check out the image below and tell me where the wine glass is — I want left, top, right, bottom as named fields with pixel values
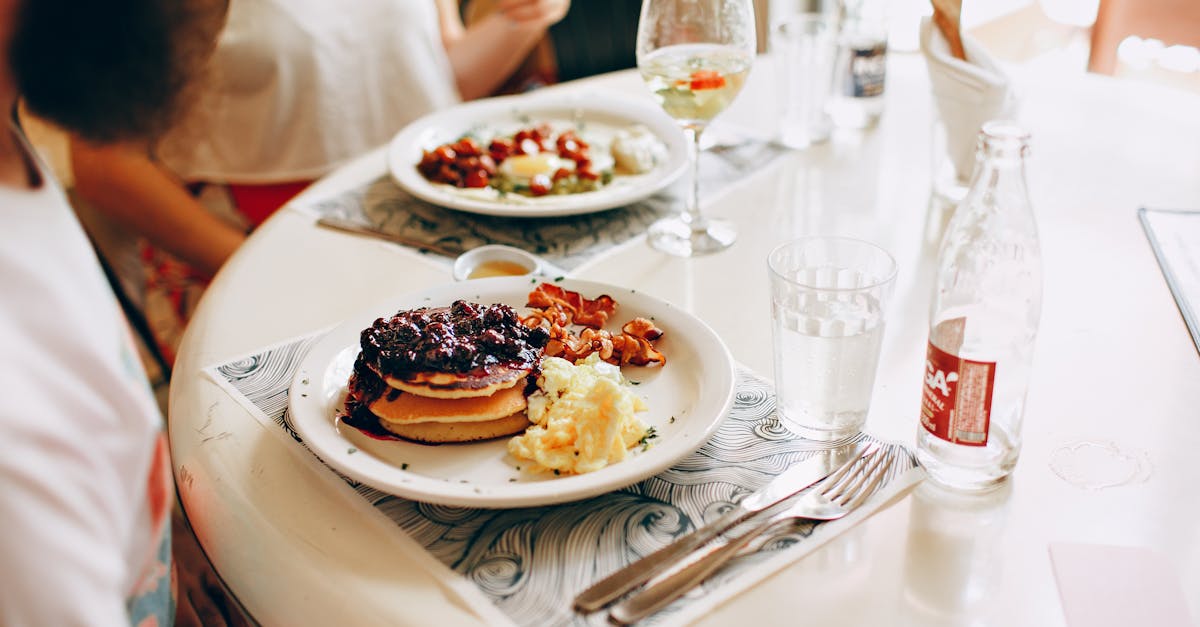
left=636, top=0, right=756, bottom=256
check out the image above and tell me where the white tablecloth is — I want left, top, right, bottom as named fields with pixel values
left=169, top=52, right=1200, bottom=626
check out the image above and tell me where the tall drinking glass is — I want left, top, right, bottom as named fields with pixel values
left=768, top=237, right=897, bottom=440
left=636, top=0, right=756, bottom=256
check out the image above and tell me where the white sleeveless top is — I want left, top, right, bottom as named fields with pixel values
left=156, top=0, right=460, bottom=183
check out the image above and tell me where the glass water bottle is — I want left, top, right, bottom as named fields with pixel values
left=917, top=120, right=1043, bottom=491
left=826, top=0, right=888, bottom=129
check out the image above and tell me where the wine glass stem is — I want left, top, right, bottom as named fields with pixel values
left=685, top=126, right=704, bottom=228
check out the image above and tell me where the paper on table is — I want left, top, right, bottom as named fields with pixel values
left=919, top=17, right=1019, bottom=182
left=1139, top=208, right=1200, bottom=357
left=1049, top=543, right=1195, bottom=627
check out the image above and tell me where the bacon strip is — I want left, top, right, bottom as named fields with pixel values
left=526, top=283, right=617, bottom=329
left=522, top=283, right=665, bottom=367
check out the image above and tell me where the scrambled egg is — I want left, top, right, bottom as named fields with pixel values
left=508, top=355, right=650, bottom=475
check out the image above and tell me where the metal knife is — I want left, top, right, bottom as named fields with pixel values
left=572, top=437, right=873, bottom=613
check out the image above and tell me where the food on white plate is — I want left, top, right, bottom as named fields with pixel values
left=343, top=300, right=550, bottom=443
left=508, top=354, right=653, bottom=475
left=611, top=125, right=664, bottom=174
left=340, top=283, right=667, bottom=476
left=521, top=282, right=665, bottom=366
left=415, top=122, right=659, bottom=199
left=498, top=152, right=577, bottom=185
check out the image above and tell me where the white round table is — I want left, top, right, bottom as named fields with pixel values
left=169, top=52, right=1200, bottom=626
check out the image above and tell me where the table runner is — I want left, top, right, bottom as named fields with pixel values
left=292, top=137, right=788, bottom=271
left=204, top=334, right=923, bottom=626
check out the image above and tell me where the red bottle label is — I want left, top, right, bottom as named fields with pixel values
left=921, top=340, right=996, bottom=446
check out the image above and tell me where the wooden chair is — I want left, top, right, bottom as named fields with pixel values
left=1089, top=0, right=1200, bottom=74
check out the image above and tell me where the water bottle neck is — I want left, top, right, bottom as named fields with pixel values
left=973, top=156, right=1029, bottom=193
left=970, top=120, right=1032, bottom=198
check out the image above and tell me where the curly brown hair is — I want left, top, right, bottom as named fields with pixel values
left=10, top=0, right=227, bottom=144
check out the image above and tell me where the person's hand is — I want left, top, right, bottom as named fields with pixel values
left=496, top=0, right=570, bottom=30
left=172, top=508, right=252, bottom=627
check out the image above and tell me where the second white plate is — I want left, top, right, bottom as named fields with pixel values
left=387, top=92, right=688, bottom=217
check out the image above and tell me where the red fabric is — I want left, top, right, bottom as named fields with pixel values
left=145, top=435, right=171, bottom=537
left=226, top=180, right=312, bottom=228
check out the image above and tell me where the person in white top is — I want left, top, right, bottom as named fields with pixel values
left=69, top=0, right=569, bottom=364
left=1, top=126, right=177, bottom=626
left=0, top=0, right=235, bottom=625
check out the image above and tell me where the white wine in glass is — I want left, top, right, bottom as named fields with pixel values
left=637, top=0, right=756, bottom=256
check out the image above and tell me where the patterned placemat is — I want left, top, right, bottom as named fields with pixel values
left=294, top=138, right=787, bottom=271
left=204, top=333, right=922, bottom=626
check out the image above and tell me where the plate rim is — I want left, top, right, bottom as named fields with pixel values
left=386, top=91, right=688, bottom=218
left=287, top=277, right=736, bottom=508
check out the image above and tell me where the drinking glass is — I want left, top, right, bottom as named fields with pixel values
left=770, top=12, right=836, bottom=149
left=768, top=237, right=897, bottom=440
left=636, top=0, right=756, bottom=256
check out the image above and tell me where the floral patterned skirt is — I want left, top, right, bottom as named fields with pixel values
left=139, top=181, right=311, bottom=365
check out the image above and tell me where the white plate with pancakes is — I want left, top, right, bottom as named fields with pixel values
left=387, top=91, right=689, bottom=217
left=288, top=277, right=735, bottom=508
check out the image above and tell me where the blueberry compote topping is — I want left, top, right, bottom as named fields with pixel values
left=342, top=301, right=549, bottom=442
left=361, top=300, right=549, bottom=380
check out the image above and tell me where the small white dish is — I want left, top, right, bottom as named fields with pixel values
left=452, top=245, right=565, bottom=282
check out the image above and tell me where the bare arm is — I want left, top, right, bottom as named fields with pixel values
left=436, top=0, right=570, bottom=100
left=69, top=137, right=245, bottom=279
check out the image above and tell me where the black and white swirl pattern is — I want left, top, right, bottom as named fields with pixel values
left=217, top=333, right=917, bottom=627
left=218, top=356, right=260, bottom=378
left=222, top=335, right=323, bottom=439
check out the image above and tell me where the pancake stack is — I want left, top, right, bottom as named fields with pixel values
left=345, top=300, right=550, bottom=444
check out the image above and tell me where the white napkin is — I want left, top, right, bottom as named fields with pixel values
left=920, top=17, right=1019, bottom=182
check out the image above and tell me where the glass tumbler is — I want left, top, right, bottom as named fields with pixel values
left=768, top=236, right=898, bottom=440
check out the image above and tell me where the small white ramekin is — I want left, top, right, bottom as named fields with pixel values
left=451, top=245, right=565, bottom=282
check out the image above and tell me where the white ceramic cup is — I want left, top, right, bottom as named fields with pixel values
left=451, top=245, right=564, bottom=282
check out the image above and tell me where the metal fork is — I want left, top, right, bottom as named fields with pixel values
left=607, top=447, right=895, bottom=625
